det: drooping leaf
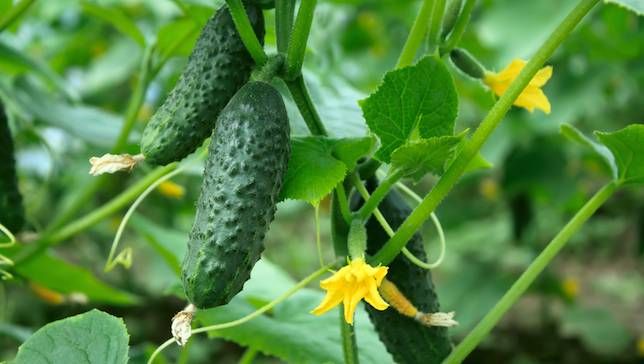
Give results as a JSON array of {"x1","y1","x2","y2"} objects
[
  {"x1": 604, "y1": 0, "x2": 644, "y2": 15},
  {"x1": 197, "y1": 259, "x2": 392, "y2": 364},
  {"x1": 595, "y1": 124, "x2": 644, "y2": 185},
  {"x1": 361, "y1": 56, "x2": 458, "y2": 162},
  {"x1": 13, "y1": 309, "x2": 130, "y2": 364},
  {"x1": 560, "y1": 123, "x2": 617, "y2": 178},
  {"x1": 81, "y1": 1, "x2": 146, "y2": 47},
  {"x1": 156, "y1": 18, "x2": 202, "y2": 61},
  {"x1": 390, "y1": 135, "x2": 463, "y2": 182},
  {"x1": 281, "y1": 136, "x2": 375, "y2": 203}
]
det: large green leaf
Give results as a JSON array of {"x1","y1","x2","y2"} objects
[
  {"x1": 281, "y1": 136, "x2": 375, "y2": 204},
  {"x1": 361, "y1": 56, "x2": 458, "y2": 162},
  {"x1": 390, "y1": 135, "x2": 463, "y2": 182},
  {"x1": 14, "y1": 250, "x2": 139, "y2": 305},
  {"x1": 13, "y1": 310, "x2": 129, "y2": 364},
  {"x1": 605, "y1": 0, "x2": 644, "y2": 15},
  {"x1": 81, "y1": 1, "x2": 146, "y2": 46},
  {"x1": 196, "y1": 259, "x2": 392, "y2": 364},
  {"x1": 595, "y1": 124, "x2": 644, "y2": 185}
]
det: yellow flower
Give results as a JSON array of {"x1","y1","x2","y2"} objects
[
  {"x1": 158, "y1": 181, "x2": 185, "y2": 199},
  {"x1": 483, "y1": 59, "x2": 552, "y2": 114},
  {"x1": 561, "y1": 277, "x2": 580, "y2": 299},
  {"x1": 311, "y1": 258, "x2": 389, "y2": 324}
]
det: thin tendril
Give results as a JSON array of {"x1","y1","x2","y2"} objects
[
  {"x1": 0, "y1": 224, "x2": 17, "y2": 280},
  {"x1": 314, "y1": 203, "x2": 324, "y2": 268},
  {"x1": 104, "y1": 167, "x2": 185, "y2": 272},
  {"x1": 147, "y1": 261, "x2": 337, "y2": 364}
]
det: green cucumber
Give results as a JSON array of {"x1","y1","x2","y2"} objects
[
  {"x1": 140, "y1": 3, "x2": 265, "y2": 166},
  {"x1": 182, "y1": 81, "x2": 290, "y2": 308},
  {"x1": 0, "y1": 102, "x2": 25, "y2": 233},
  {"x1": 352, "y1": 179, "x2": 451, "y2": 364}
]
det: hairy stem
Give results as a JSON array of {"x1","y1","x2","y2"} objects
[
  {"x1": 226, "y1": 0, "x2": 267, "y2": 65},
  {"x1": 396, "y1": 0, "x2": 435, "y2": 68},
  {"x1": 372, "y1": 0, "x2": 601, "y2": 266},
  {"x1": 445, "y1": 181, "x2": 617, "y2": 363},
  {"x1": 276, "y1": 0, "x2": 296, "y2": 53},
  {"x1": 285, "y1": 0, "x2": 317, "y2": 78}
]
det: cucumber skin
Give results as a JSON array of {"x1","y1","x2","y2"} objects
[
  {"x1": 182, "y1": 81, "x2": 290, "y2": 309},
  {"x1": 352, "y1": 181, "x2": 452, "y2": 364},
  {"x1": 140, "y1": 4, "x2": 265, "y2": 166},
  {"x1": 0, "y1": 103, "x2": 24, "y2": 233}
]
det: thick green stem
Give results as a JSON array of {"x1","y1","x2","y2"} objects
[
  {"x1": 14, "y1": 164, "x2": 178, "y2": 266},
  {"x1": 284, "y1": 75, "x2": 327, "y2": 135},
  {"x1": 340, "y1": 306, "x2": 360, "y2": 364},
  {"x1": 439, "y1": 0, "x2": 475, "y2": 55},
  {"x1": 372, "y1": 0, "x2": 600, "y2": 266},
  {"x1": 0, "y1": 0, "x2": 36, "y2": 32},
  {"x1": 396, "y1": 0, "x2": 434, "y2": 68},
  {"x1": 444, "y1": 181, "x2": 617, "y2": 363},
  {"x1": 356, "y1": 170, "x2": 403, "y2": 221},
  {"x1": 285, "y1": 0, "x2": 317, "y2": 78},
  {"x1": 276, "y1": 0, "x2": 296, "y2": 53},
  {"x1": 427, "y1": 0, "x2": 447, "y2": 55},
  {"x1": 226, "y1": 0, "x2": 267, "y2": 65}
]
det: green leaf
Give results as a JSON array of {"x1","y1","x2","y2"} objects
[
  {"x1": 595, "y1": 124, "x2": 644, "y2": 185},
  {"x1": 197, "y1": 260, "x2": 392, "y2": 364},
  {"x1": 281, "y1": 136, "x2": 375, "y2": 203},
  {"x1": 156, "y1": 18, "x2": 202, "y2": 61},
  {"x1": 391, "y1": 135, "x2": 463, "y2": 182},
  {"x1": 129, "y1": 214, "x2": 187, "y2": 276},
  {"x1": 361, "y1": 56, "x2": 458, "y2": 162},
  {"x1": 13, "y1": 309, "x2": 130, "y2": 364},
  {"x1": 13, "y1": 250, "x2": 140, "y2": 305},
  {"x1": 560, "y1": 123, "x2": 617, "y2": 178},
  {"x1": 560, "y1": 305, "x2": 632, "y2": 355},
  {"x1": 604, "y1": 0, "x2": 644, "y2": 15},
  {"x1": 81, "y1": 1, "x2": 146, "y2": 47}
]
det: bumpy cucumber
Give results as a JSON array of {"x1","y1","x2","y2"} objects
[
  {"x1": 140, "y1": 4, "x2": 265, "y2": 165},
  {"x1": 182, "y1": 81, "x2": 290, "y2": 308},
  {"x1": 352, "y1": 180, "x2": 451, "y2": 364},
  {"x1": 0, "y1": 102, "x2": 25, "y2": 232}
]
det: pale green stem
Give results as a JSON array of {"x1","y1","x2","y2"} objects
[
  {"x1": 372, "y1": 0, "x2": 601, "y2": 266},
  {"x1": 0, "y1": 0, "x2": 36, "y2": 32},
  {"x1": 285, "y1": 0, "x2": 317, "y2": 78},
  {"x1": 239, "y1": 347, "x2": 258, "y2": 364},
  {"x1": 427, "y1": 0, "x2": 447, "y2": 55},
  {"x1": 226, "y1": 0, "x2": 267, "y2": 65},
  {"x1": 396, "y1": 0, "x2": 435, "y2": 68},
  {"x1": 340, "y1": 305, "x2": 360, "y2": 364},
  {"x1": 440, "y1": 0, "x2": 476, "y2": 55},
  {"x1": 276, "y1": 0, "x2": 296, "y2": 53},
  {"x1": 444, "y1": 181, "x2": 617, "y2": 363}
]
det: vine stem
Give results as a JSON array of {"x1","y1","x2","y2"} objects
[
  {"x1": 439, "y1": 0, "x2": 476, "y2": 55},
  {"x1": 396, "y1": 0, "x2": 435, "y2": 68},
  {"x1": 426, "y1": 0, "x2": 447, "y2": 55},
  {"x1": 0, "y1": 0, "x2": 36, "y2": 32},
  {"x1": 147, "y1": 261, "x2": 339, "y2": 364},
  {"x1": 284, "y1": 75, "x2": 327, "y2": 135},
  {"x1": 356, "y1": 169, "x2": 403, "y2": 221},
  {"x1": 225, "y1": 0, "x2": 267, "y2": 65},
  {"x1": 285, "y1": 0, "x2": 317, "y2": 78},
  {"x1": 340, "y1": 305, "x2": 360, "y2": 364},
  {"x1": 13, "y1": 163, "x2": 178, "y2": 266},
  {"x1": 275, "y1": 0, "x2": 296, "y2": 53},
  {"x1": 372, "y1": 0, "x2": 601, "y2": 266},
  {"x1": 444, "y1": 181, "x2": 617, "y2": 363}
]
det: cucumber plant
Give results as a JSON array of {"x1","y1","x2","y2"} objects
[{"x1": 0, "y1": 101, "x2": 24, "y2": 233}]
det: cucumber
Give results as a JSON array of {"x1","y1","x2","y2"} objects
[
  {"x1": 140, "y1": 3, "x2": 265, "y2": 166},
  {"x1": 352, "y1": 179, "x2": 451, "y2": 364},
  {"x1": 0, "y1": 102, "x2": 25, "y2": 232},
  {"x1": 181, "y1": 81, "x2": 290, "y2": 308}
]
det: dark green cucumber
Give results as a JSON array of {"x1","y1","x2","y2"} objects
[
  {"x1": 182, "y1": 81, "x2": 290, "y2": 308},
  {"x1": 352, "y1": 180, "x2": 451, "y2": 364},
  {"x1": 0, "y1": 102, "x2": 25, "y2": 232},
  {"x1": 140, "y1": 4, "x2": 265, "y2": 165}
]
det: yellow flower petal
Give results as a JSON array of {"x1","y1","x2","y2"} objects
[
  {"x1": 483, "y1": 58, "x2": 553, "y2": 114},
  {"x1": 311, "y1": 289, "x2": 344, "y2": 316}
]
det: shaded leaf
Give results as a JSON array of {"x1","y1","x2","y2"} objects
[
  {"x1": 156, "y1": 18, "x2": 202, "y2": 60},
  {"x1": 561, "y1": 305, "x2": 632, "y2": 355},
  {"x1": 281, "y1": 136, "x2": 375, "y2": 203},
  {"x1": 361, "y1": 56, "x2": 458, "y2": 162},
  {"x1": 604, "y1": 0, "x2": 644, "y2": 15},
  {"x1": 129, "y1": 214, "x2": 187, "y2": 276},
  {"x1": 595, "y1": 124, "x2": 644, "y2": 185},
  {"x1": 391, "y1": 135, "x2": 463, "y2": 182},
  {"x1": 13, "y1": 310, "x2": 129, "y2": 364},
  {"x1": 81, "y1": 1, "x2": 146, "y2": 47}
]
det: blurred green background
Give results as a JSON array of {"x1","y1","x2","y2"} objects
[{"x1": 0, "y1": 0, "x2": 643, "y2": 363}]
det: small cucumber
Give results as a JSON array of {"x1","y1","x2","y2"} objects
[
  {"x1": 352, "y1": 180, "x2": 452, "y2": 364},
  {"x1": 140, "y1": 3, "x2": 264, "y2": 165},
  {"x1": 182, "y1": 81, "x2": 290, "y2": 309},
  {"x1": 0, "y1": 102, "x2": 25, "y2": 232}
]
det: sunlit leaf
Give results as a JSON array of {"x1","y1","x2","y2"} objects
[{"x1": 391, "y1": 135, "x2": 463, "y2": 182}]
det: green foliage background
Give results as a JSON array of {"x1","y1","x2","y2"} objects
[{"x1": 0, "y1": 0, "x2": 642, "y2": 363}]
